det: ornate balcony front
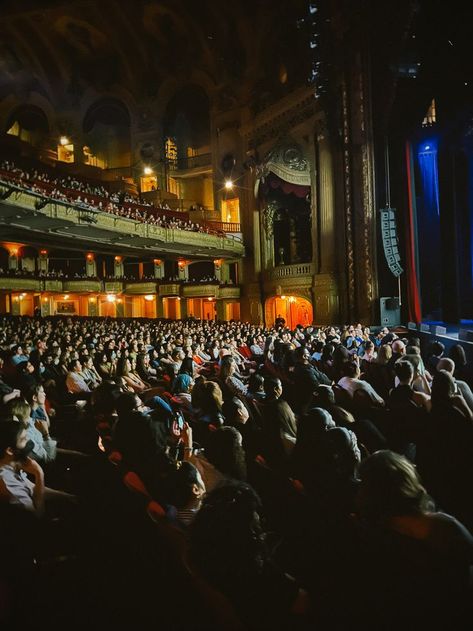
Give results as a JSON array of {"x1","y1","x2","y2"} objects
[
  {"x1": 0, "y1": 277, "x2": 41, "y2": 291},
  {"x1": 182, "y1": 283, "x2": 219, "y2": 298},
  {"x1": 264, "y1": 263, "x2": 315, "y2": 281},
  {"x1": 158, "y1": 283, "x2": 181, "y2": 296},
  {"x1": 63, "y1": 279, "x2": 102, "y2": 293},
  {"x1": 218, "y1": 286, "x2": 241, "y2": 299},
  {"x1": 124, "y1": 282, "x2": 157, "y2": 295}
]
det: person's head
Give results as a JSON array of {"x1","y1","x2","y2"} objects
[
  {"x1": 25, "y1": 384, "x2": 46, "y2": 407},
  {"x1": 313, "y1": 384, "x2": 336, "y2": 408},
  {"x1": 429, "y1": 340, "x2": 445, "y2": 358},
  {"x1": 297, "y1": 407, "x2": 335, "y2": 444},
  {"x1": 0, "y1": 421, "x2": 28, "y2": 461},
  {"x1": 341, "y1": 361, "x2": 360, "y2": 379},
  {"x1": 8, "y1": 399, "x2": 31, "y2": 423},
  {"x1": 363, "y1": 340, "x2": 374, "y2": 354},
  {"x1": 223, "y1": 397, "x2": 250, "y2": 425},
  {"x1": 294, "y1": 346, "x2": 311, "y2": 364},
  {"x1": 431, "y1": 369, "x2": 456, "y2": 403},
  {"x1": 190, "y1": 481, "x2": 266, "y2": 586},
  {"x1": 164, "y1": 461, "x2": 205, "y2": 509},
  {"x1": 204, "y1": 426, "x2": 247, "y2": 481},
  {"x1": 449, "y1": 344, "x2": 467, "y2": 368},
  {"x1": 117, "y1": 355, "x2": 131, "y2": 377},
  {"x1": 263, "y1": 377, "x2": 282, "y2": 400},
  {"x1": 18, "y1": 361, "x2": 35, "y2": 375},
  {"x1": 392, "y1": 340, "x2": 406, "y2": 355},
  {"x1": 436, "y1": 357, "x2": 455, "y2": 375},
  {"x1": 192, "y1": 380, "x2": 223, "y2": 414},
  {"x1": 172, "y1": 373, "x2": 193, "y2": 395},
  {"x1": 247, "y1": 372, "x2": 264, "y2": 394},
  {"x1": 68, "y1": 359, "x2": 82, "y2": 373},
  {"x1": 324, "y1": 426, "x2": 361, "y2": 479},
  {"x1": 394, "y1": 360, "x2": 414, "y2": 385},
  {"x1": 116, "y1": 391, "x2": 145, "y2": 417},
  {"x1": 357, "y1": 450, "x2": 432, "y2": 523},
  {"x1": 376, "y1": 344, "x2": 392, "y2": 365},
  {"x1": 179, "y1": 356, "x2": 194, "y2": 377}
]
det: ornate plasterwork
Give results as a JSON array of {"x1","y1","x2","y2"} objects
[
  {"x1": 262, "y1": 200, "x2": 278, "y2": 237},
  {"x1": 256, "y1": 141, "x2": 310, "y2": 188}
]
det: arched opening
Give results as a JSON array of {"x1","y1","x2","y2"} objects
[
  {"x1": 163, "y1": 85, "x2": 210, "y2": 199},
  {"x1": 188, "y1": 261, "x2": 215, "y2": 282},
  {"x1": 6, "y1": 105, "x2": 49, "y2": 147},
  {"x1": 83, "y1": 98, "x2": 131, "y2": 169},
  {"x1": 265, "y1": 295, "x2": 313, "y2": 329}
]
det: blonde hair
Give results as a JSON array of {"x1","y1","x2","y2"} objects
[{"x1": 9, "y1": 399, "x2": 31, "y2": 423}]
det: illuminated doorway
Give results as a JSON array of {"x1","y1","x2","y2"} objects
[
  {"x1": 163, "y1": 297, "x2": 181, "y2": 319},
  {"x1": 265, "y1": 295, "x2": 313, "y2": 328}
]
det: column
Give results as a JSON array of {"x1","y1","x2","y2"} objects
[
  {"x1": 153, "y1": 259, "x2": 165, "y2": 279},
  {"x1": 37, "y1": 249, "x2": 49, "y2": 274},
  {"x1": 316, "y1": 126, "x2": 336, "y2": 273},
  {"x1": 178, "y1": 260, "x2": 188, "y2": 281},
  {"x1": 114, "y1": 256, "x2": 124, "y2": 278},
  {"x1": 8, "y1": 247, "x2": 19, "y2": 271},
  {"x1": 214, "y1": 259, "x2": 222, "y2": 282},
  {"x1": 156, "y1": 295, "x2": 164, "y2": 318},
  {"x1": 87, "y1": 296, "x2": 98, "y2": 317},
  {"x1": 85, "y1": 252, "x2": 97, "y2": 277}
]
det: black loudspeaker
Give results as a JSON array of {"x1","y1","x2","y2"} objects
[
  {"x1": 459, "y1": 329, "x2": 473, "y2": 342},
  {"x1": 420, "y1": 324, "x2": 430, "y2": 333},
  {"x1": 380, "y1": 297, "x2": 400, "y2": 326},
  {"x1": 386, "y1": 297, "x2": 400, "y2": 310},
  {"x1": 407, "y1": 322, "x2": 418, "y2": 330},
  {"x1": 430, "y1": 325, "x2": 447, "y2": 336}
]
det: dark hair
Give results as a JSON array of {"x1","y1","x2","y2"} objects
[
  {"x1": 263, "y1": 377, "x2": 281, "y2": 398},
  {"x1": 248, "y1": 372, "x2": 264, "y2": 394},
  {"x1": 179, "y1": 357, "x2": 194, "y2": 377},
  {"x1": 0, "y1": 420, "x2": 25, "y2": 458},
  {"x1": 67, "y1": 359, "x2": 80, "y2": 371},
  {"x1": 358, "y1": 450, "x2": 433, "y2": 522},
  {"x1": 204, "y1": 426, "x2": 247, "y2": 481},
  {"x1": 449, "y1": 344, "x2": 467, "y2": 368},
  {"x1": 341, "y1": 361, "x2": 358, "y2": 378},
  {"x1": 313, "y1": 384, "x2": 335, "y2": 407},
  {"x1": 116, "y1": 391, "x2": 140, "y2": 416},
  {"x1": 431, "y1": 369, "x2": 456, "y2": 405},
  {"x1": 394, "y1": 360, "x2": 414, "y2": 382},
  {"x1": 163, "y1": 461, "x2": 201, "y2": 509},
  {"x1": 222, "y1": 397, "x2": 246, "y2": 424},
  {"x1": 429, "y1": 341, "x2": 445, "y2": 357},
  {"x1": 190, "y1": 481, "x2": 266, "y2": 588}
]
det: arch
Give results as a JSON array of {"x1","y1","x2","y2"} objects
[
  {"x1": 163, "y1": 84, "x2": 211, "y2": 164},
  {"x1": 5, "y1": 104, "x2": 49, "y2": 147},
  {"x1": 82, "y1": 97, "x2": 131, "y2": 168},
  {"x1": 265, "y1": 295, "x2": 313, "y2": 329}
]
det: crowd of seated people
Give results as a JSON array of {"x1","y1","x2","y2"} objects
[
  {"x1": 0, "y1": 159, "x2": 227, "y2": 237},
  {"x1": 0, "y1": 315, "x2": 472, "y2": 628}
]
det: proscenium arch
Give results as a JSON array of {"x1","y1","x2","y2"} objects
[{"x1": 82, "y1": 97, "x2": 132, "y2": 168}]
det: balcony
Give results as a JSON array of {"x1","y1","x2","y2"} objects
[
  {"x1": 0, "y1": 277, "x2": 41, "y2": 291},
  {"x1": 264, "y1": 263, "x2": 315, "y2": 281},
  {"x1": 63, "y1": 279, "x2": 102, "y2": 293},
  {"x1": 158, "y1": 283, "x2": 181, "y2": 296},
  {"x1": 182, "y1": 283, "x2": 219, "y2": 298},
  {"x1": 169, "y1": 154, "x2": 212, "y2": 177},
  {"x1": 124, "y1": 281, "x2": 157, "y2": 294},
  {"x1": 0, "y1": 182, "x2": 244, "y2": 259},
  {"x1": 218, "y1": 286, "x2": 241, "y2": 299}
]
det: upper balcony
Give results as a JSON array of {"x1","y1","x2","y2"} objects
[{"x1": 0, "y1": 180, "x2": 244, "y2": 260}]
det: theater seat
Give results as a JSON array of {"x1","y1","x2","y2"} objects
[
  {"x1": 123, "y1": 471, "x2": 150, "y2": 498},
  {"x1": 108, "y1": 450, "x2": 123, "y2": 466},
  {"x1": 147, "y1": 499, "x2": 166, "y2": 519}
]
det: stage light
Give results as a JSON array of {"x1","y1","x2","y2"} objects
[{"x1": 224, "y1": 179, "x2": 234, "y2": 190}]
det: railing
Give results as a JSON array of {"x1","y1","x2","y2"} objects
[
  {"x1": 171, "y1": 154, "x2": 212, "y2": 171},
  {"x1": 265, "y1": 263, "x2": 315, "y2": 280},
  {"x1": 203, "y1": 221, "x2": 241, "y2": 233}
]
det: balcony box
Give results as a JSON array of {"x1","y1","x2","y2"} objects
[
  {"x1": 218, "y1": 286, "x2": 241, "y2": 299},
  {"x1": 158, "y1": 283, "x2": 181, "y2": 296},
  {"x1": 124, "y1": 282, "x2": 157, "y2": 295},
  {"x1": 64, "y1": 280, "x2": 102, "y2": 293},
  {"x1": 182, "y1": 284, "x2": 218, "y2": 298}
]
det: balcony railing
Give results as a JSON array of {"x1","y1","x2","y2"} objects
[
  {"x1": 203, "y1": 221, "x2": 241, "y2": 233},
  {"x1": 264, "y1": 263, "x2": 315, "y2": 281},
  {"x1": 170, "y1": 154, "x2": 212, "y2": 171}
]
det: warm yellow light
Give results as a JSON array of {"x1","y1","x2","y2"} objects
[
  {"x1": 281, "y1": 295, "x2": 286, "y2": 300},
  {"x1": 289, "y1": 296, "x2": 296, "y2": 303},
  {"x1": 63, "y1": 294, "x2": 69, "y2": 300},
  {"x1": 60, "y1": 136, "x2": 70, "y2": 146},
  {"x1": 86, "y1": 253, "x2": 94, "y2": 260},
  {"x1": 89, "y1": 297, "x2": 96, "y2": 303},
  {"x1": 106, "y1": 294, "x2": 116, "y2": 303},
  {"x1": 207, "y1": 297, "x2": 213, "y2": 301},
  {"x1": 117, "y1": 298, "x2": 122, "y2": 303},
  {"x1": 224, "y1": 179, "x2": 233, "y2": 190},
  {"x1": 114, "y1": 256, "x2": 122, "y2": 263},
  {"x1": 143, "y1": 166, "x2": 153, "y2": 176},
  {"x1": 40, "y1": 249, "x2": 47, "y2": 256},
  {"x1": 176, "y1": 297, "x2": 181, "y2": 301},
  {"x1": 43, "y1": 297, "x2": 48, "y2": 302},
  {"x1": 144, "y1": 294, "x2": 154, "y2": 301}
]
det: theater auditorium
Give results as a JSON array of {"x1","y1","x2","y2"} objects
[{"x1": 0, "y1": 1, "x2": 472, "y2": 629}]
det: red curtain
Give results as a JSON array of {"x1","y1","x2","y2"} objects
[{"x1": 405, "y1": 141, "x2": 422, "y2": 323}]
